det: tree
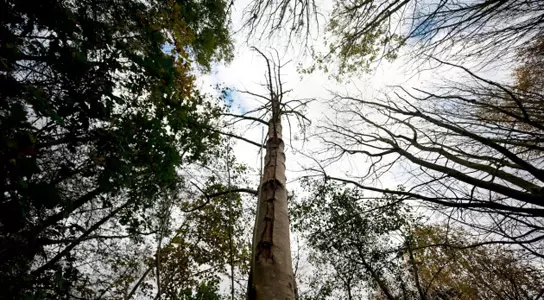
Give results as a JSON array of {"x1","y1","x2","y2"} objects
[
  {"x1": 245, "y1": 0, "x2": 544, "y2": 75},
  {"x1": 142, "y1": 180, "x2": 251, "y2": 299},
  {"x1": 218, "y1": 48, "x2": 312, "y2": 299},
  {"x1": 242, "y1": 0, "x2": 319, "y2": 48},
  {"x1": 314, "y1": 0, "x2": 544, "y2": 75},
  {"x1": 478, "y1": 37, "x2": 544, "y2": 136},
  {"x1": 85, "y1": 149, "x2": 255, "y2": 300},
  {"x1": 514, "y1": 37, "x2": 544, "y2": 94},
  {"x1": 310, "y1": 40, "x2": 544, "y2": 259},
  {"x1": 246, "y1": 49, "x2": 296, "y2": 300},
  {"x1": 0, "y1": 0, "x2": 233, "y2": 298},
  {"x1": 179, "y1": 280, "x2": 224, "y2": 300},
  {"x1": 401, "y1": 225, "x2": 544, "y2": 300},
  {"x1": 293, "y1": 180, "x2": 544, "y2": 299},
  {"x1": 293, "y1": 179, "x2": 415, "y2": 299}
]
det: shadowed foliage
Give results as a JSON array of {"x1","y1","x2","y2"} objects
[{"x1": 0, "y1": 0, "x2": 233, "y2": 298}]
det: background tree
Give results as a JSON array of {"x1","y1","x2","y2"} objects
[
  {"x1": 478, "y1": 37, "x2": 544, "y2": 136},
  {"x1": 86, "y1": 147, "x2": 255, "y2": 300},
  {"x1": 401, "y1": 225, "x2": 544, "y2": 300},
  {"x1": 0, "y1": 0, "x2": 234, "y2": 298},
  {"x1": 242, "y1": 0, "x2": 319, "y2": 48},
  {"x1": 293, "y1": 180, "x2": 544, "y2": 299},
  {"x1": 515, "y1": 37, "x2": 544, "y2": 94},
  {"x1": 293, "y1": 179, "x2": 415, "y2": 299},
  {"x1": 312, "y1": 0, "x2": 544, "y2": 74},
  {"x1": 315, "y1": 43, "x2": 544, "y2": 259},
  {"x1": 244, "y1": 0, "x2": 544, "y2": 75}
]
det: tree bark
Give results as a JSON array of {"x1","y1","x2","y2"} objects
[{"x1": 248, "y1": 116, "x2": 296, "y2": 299}]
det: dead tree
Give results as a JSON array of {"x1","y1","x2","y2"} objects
[
  {"x1": 221, "y1": 48, "x2": 311, "y2": 299},
  {"x1": 315, "y1": 59, "x2": 544, "y2": 260}
]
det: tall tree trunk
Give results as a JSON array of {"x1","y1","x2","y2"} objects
[{"x1": 248, "y1": 102, "x2": 296, "y2": 299}]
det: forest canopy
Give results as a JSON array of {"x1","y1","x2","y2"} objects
[{"x1": 1, "y1": 0, "x2": 543, "y2": 299}]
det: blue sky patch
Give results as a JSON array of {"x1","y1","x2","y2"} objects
[
  {"x1": 411, "y1": 15, "x2": 439, "y2": 40},
  {"x1": 161, "y1": 42, "x2": 174, "y2": 54},
  {"x1": 222, "y1": 88, "x2": 247, "y2": 114}
]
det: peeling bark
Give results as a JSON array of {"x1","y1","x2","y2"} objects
[{"x1": 248, "y1": 117, "x2": 296, "y2": 299}]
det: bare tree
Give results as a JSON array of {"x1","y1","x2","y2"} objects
[
  {"x1": 242, "y1": 0, "x2": 320, "y2": 49},
  {"x1": 222, "y1": 48, "x2": 312, "y2": 299},
  {"x1": 243, "y1": 0, "x2": 544, "y2": 74},
  {"x1": 315, "y1": 59, "x2": 544, "y2": 259}
]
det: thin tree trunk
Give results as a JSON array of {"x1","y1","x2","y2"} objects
[
  {"x1": 346, "y1": 278, "x2": 353, "y2": 300},
  {"x1": 125, "y1": 265, "x2": 153, "y2": 300},
  {"x1": 248, "y1": 114, "x2": 296, "y2": 299},
  {"x1": 31, "y1": 200, "x2": 130, "y2": 276},
  {"x1": 407, "y1": 240, "x2": 427, "y2": 300},
  {"x1": 360, "y1": 256, "x2": 396, "y2": 300},
  {"x1": 227, "y1": 156, "x2": 235, "y2": 300}
]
